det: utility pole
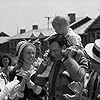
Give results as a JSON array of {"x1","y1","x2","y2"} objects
[
  {"x1": 17, "y1": 27, "x2": 19, "y2": 34},
  {"x1": 45, "y1": 16, "x2": 51, "y2": 29}
]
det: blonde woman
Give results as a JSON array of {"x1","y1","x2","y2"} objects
[{"x1": 9, "y1": 41, "x2": 45, "y2": 100}]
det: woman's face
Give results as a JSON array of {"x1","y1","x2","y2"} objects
[
  {"x1": 2, "y1": 57, "x2": 9, "y2": 67},
  {"x1": 23, "y1": 45, "x2": 36, "y2": 65}
]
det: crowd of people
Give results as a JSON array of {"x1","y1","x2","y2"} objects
[{"x1": 0, "y1": 15, "x2": 100, "y2": 100}]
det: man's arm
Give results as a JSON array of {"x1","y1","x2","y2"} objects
[{"x1": 63, "y1": 48, "x2": 88, "y2": 82}]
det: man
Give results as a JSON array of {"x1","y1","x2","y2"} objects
[
  {"x1": 33, "y1": 39, "x2": 43, "y2": 59},
  {"x1": 84, "y1": 39, "x2": 100, "y2": 100},
  {"x1": 31, "y1": 34, "x2": 88, "y2": 100}
]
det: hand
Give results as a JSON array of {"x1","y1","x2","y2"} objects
[
  {"x1": 19, "y1": 78, "x2": 26, "y2": 92},
  {"x1": 63, "y1": 81, "x2": 82, "y2": 100},
  {"x1": 26, "y1": 80, "x2": 35, "y2": 89},
  {"x1": 67, "y1": 48, "x2": 77, "y2": 58},
  {"x1": 62, "y1": 49, "x2": 70, "y2": 56},
  {"x1": 68, "y1": 81, "x2": 83, "y2": 94},
  {"x1": 23, "y1": 71, "x2": 31, "y2": 81},
  {"x1": 62, "y1": 47, "x2": 77, "y2": 58},
  {"x1": 63, "y1": 92, "x2": 81, "y2": 100},
  {"x1": 17, "y1": 70, "x2": 31, "y2": 81},
  {"x1": 63, "y1": 93, "x2": 91, "y2": 100},
  {"x1": 63, "y1": 81, "x2": 90, "y2": 100},
  {"x1": 6, "y1": 80, "x2": 20, "y2": 93},
  {"x1": 42, "y1": 57, "x2": 49, "y2": 66}
]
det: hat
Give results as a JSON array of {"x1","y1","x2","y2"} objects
[
  {"x1": 85, "y1": 39, "x2": 100, "y2": 63},
  {"x1": 16, "y1": 41, "x2": 36, "y2": 58},
  {"x1": 16, "y1": 40, "x2": 28, "y2": 52}
]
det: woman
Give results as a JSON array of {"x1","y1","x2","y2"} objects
[
  {"x1": 9, "y1": 41, "x2": 44, "y2": 100},
  {"x1": 0, "y1": 54, "x2": 13, "y2": 81},
  {"x1": 0, "y1": 54, "x2": 19, "y2": 100}
]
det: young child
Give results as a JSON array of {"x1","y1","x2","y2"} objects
[{"x1": 52, "y1": 15, "x2": 83, "y2": 48}]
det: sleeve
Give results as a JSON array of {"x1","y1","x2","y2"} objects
[
  {"x1": 0, "y1": 80, "x2": 19, "y2": 100},
  {"x1": 9, "y1": 69, "x2": 16, "y2": 81},
  {"x1": 67, "y1": 28, "x2": 83, "y2": 47},
  {"x1": 63, "y1": 49, "x2": 89, "y2": 82},
  {"x1": 70, "y1": 34, "x2": 82, "y2": 47},
  {"x1": 79, "y1": 56, "x2": 89, "y2": 70}
]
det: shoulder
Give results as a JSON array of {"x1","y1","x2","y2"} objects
[{"x1": 68, "y1": 28, "x2": 81, "y2": 39}]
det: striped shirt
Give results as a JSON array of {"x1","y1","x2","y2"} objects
[{"x1": 87, "y1": 69, "x2": 100, "y2": 100}]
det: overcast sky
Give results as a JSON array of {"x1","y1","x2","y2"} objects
[{"x1": 0, "y1": 0, "x2": 100, "y2": 36}]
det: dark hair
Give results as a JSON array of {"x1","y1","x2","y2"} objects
[
  {"x1": 0, "y1": 54, "x2": 12, "y2": 67},
  {"x1": 48, "y1": 34, "x2": 68, "y2": 48}
]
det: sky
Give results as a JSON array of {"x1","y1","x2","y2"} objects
[{"x1": 0, "y1": 0, "x2": 100, "y2": 36}]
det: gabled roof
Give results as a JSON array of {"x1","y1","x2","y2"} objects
[
  {"x1": 9, "y1": 28, "x2": 54, "y2": 40},
  {"x1": 73, "y1": 19, "x2": 95, "y2": 35},
  {"x1": 30, "y1": 34, "x2": 37, "y2": 39},
  {"x1": 32, "y1": 28, "x2": 55, "y2": 36},
  {"x1": 9, "y1": 31, "x2": 37, "y2": 40},
  {"x1": 85, "y1": 15, "x2": 100, "y2": 32},
  {"x1": 0, "y1": 37, "x2": 10, "y2": 44},
  {"x1": 69, "y1": 16, "x2": 91, "y2": 30},
  {"x1": 38, "y1": 32, "x2": 48, "y2": 39},
  {"x1": 0, "y1": 32, "x2": 10, "y2": 37}
]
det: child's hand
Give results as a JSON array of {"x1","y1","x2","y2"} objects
[{"x1": 62, "y1": 47, "x2": 77, "y2": 59}]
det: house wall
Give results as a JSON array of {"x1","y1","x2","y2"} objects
[
  {"x1": 9, "y1": 39, "x2": 20, "y2": 55},
  {"x1": 80, "y1": 35, "x2": 88, "y2": 47},
  {"x1": 0, "y1": 42, "x2": 10, "y2": 56},
  {"x1": 87, "y1": 29, "x2": 100, "y2": 43}
]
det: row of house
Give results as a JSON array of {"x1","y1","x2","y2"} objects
[{"x1": 0, "y1": 13, "x2": 100, "y2": 56}]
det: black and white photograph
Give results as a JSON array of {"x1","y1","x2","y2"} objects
[{"x1": 0, "y1": 0, "x2": 100, "y2": 100}]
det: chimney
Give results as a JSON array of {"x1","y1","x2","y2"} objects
[
  {"x1": 32, "y1": 25, "x2": 38, "y2": 30},
  {"x1": 20, "y1": 29, "x2": 26, "y2": 34},
  {"x1": 68, "y1": 13, "x2": 76, "y2": 24}
]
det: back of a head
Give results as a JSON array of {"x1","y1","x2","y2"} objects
[{"x1": 52, "y1": 16, "x2": 70, "y2": 29}]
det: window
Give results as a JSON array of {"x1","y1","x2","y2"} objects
[{"x1": 95, "y1": 32, "x2": 100, "y2": 39}]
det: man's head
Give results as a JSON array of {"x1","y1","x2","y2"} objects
[
  {"x1": 85, "y1": 39, "x2": 100, "y2": 73},
  {"x1": 48, "y1": 34, "x2": 67, "y2": 61},
  {"x1": 52, "y1": 16, "x2": 70, "y2": 35}
]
